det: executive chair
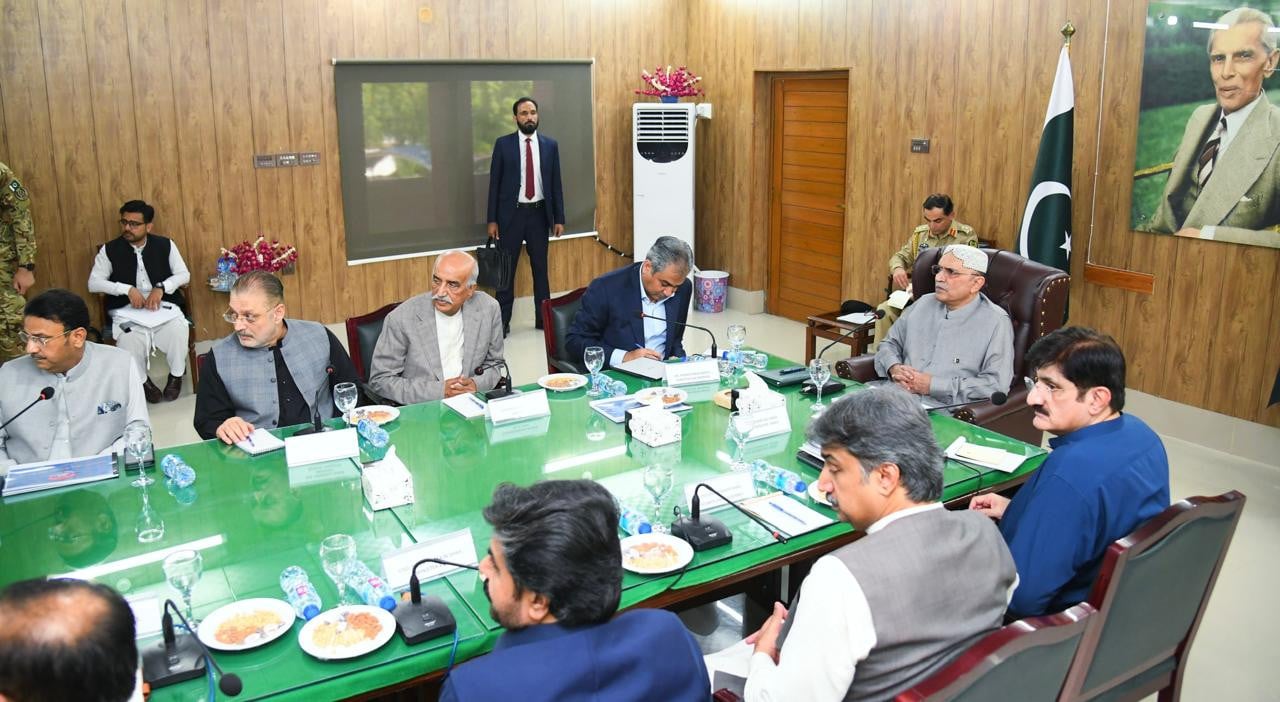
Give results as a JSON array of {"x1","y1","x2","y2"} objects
[
  {"x1": 345, "y1": 301, "x2": 401, "y2": 406},
  {"x1": 541, "y1": 287, "x2": 588, "y2": 374},
  {"x1": 1058, "y1": 491, "x2": 1246, "y2": 702},
  {"x1": 836, "y1": 247, "x2": 1070, "y2": 445}
]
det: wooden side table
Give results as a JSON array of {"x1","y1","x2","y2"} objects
[{"x1": 805, "y1": 310, "x2": 873, "y2": 363}]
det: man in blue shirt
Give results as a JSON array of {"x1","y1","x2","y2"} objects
[
  {"x1": 969, "y1": 327, "x2": 1170, "y2": 618},
  {"x1": 440, "y1": 479, "x2": 710, "y2": 702}
]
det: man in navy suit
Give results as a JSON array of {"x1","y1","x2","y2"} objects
[
  {"x1": 486, "y1": 96, "x2": 565, "y2": 336},
  {"x1": 439, "y1": 480, "x2": 710, "y2": 702},
  {"x1": 566, "y1": 236, "x2": 695, "y2": 369}
]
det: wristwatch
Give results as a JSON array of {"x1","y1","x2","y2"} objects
[{"x1": 17, "y1": 263, "x2": 34, "y2": 272}]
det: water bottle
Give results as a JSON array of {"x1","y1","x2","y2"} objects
[
  {"x1": 614, "y1": 498, "x2": 653, "y2": 536},
  {"x1": 159, "y1": 454, "x2": 196, "y2": 488},
  {"x1": 357, "y1": 418, "x2": 389, "y2": 448},
  {"x1": 345, "y1": 561, "x2": 397, "y2": 611},
  {"x1": 279, "y1": 566, "x2": 322, "y2": 620},
  {"x1": 750, "y1": 460, "x2": 807, "y2": 497}
]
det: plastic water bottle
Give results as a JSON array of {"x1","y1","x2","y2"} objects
[
  {"x1": 614, "y1": 498, "x2": 653, "y2": 535},
  {"x1": 750, "y1": 460, "x2": 807, "y2": 497},
  {"x1": 159, "y1": 454, "x2": 196, "y2": 488},
  {"x1": 345, "y1": 561, "x2": 397, "y2": 611},
  {"x1": 357, "y1": 418, "x2": 389, "y2": 448},
  {"x1": 279, "y1": 566, "x2": 322, "y2": 620}
]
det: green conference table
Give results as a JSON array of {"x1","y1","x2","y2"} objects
[{"x1": 0, "y1": 360, "x2": 1046, "y2": 700}]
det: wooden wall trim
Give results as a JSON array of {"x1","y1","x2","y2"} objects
[{"x1": 1082, "y1": 262, "x2": 1155, "y2": 295}]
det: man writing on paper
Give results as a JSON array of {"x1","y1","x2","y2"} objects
[
  {"x1": 88, "y1": 200, "x2": 192, "y2": 403},
  {"x1": 193, "y1": 271, "x2": 359, "y2": 444},
  {"x1": 871, "y1": 194, "x2": 978, "y2": 349},
  {"x1": 0, "y1": 289, "x2": 149, "y2": 475},
  {"x1": 969, "y1": 327, "x2": 1169, "y2": 618},
  {"x1": 441, "y1": 479, "x2": 710, "y2": 701},
  {"x1": 873, "y1": 244, "x2": 1013, "y2": 404},
  {"x1": 369, "y1": 250, "x2": 505, "y2": 404},
  {"x1": 718, "y1": 387, "x2": 1015, "y2": 701},
  {"x1": 566, "y1": 236, "x2": 694, "y2": 370}
]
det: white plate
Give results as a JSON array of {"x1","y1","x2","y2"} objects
[
  {"x1": 346, "y1": 405, "x2": 401, "y2": 426},
  {"x1": 807, "y1": 481, "x2": 835, "y2": 509},
  {"x1": 538, "y1": 373, "x2": 588, "y2": 392},
  {"x1": 633, "y1": 387, "x2": 689, "y2": 408},
  {"x1": 298, "y1": 605, "x2": 396, "y2": 661},
  {"x1": 197, "y1": 598, "x2": 296, "y2": 652},
  {"x1": 621, "y1": 533, "x2": 695, "y2": 575}
]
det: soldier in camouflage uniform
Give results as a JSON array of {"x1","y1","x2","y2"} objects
[
  {"x1": 872, "y1": 194, "x2": 977, "y2": 347},
  {"x1": 0, "y1": 161, "x2": 37, "y2": 360}
]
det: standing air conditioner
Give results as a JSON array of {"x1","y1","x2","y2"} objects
[{"x1": 633, "y1": 103, "x2": 697, "y2": 262}]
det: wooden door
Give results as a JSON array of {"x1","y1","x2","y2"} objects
[{"x1": 767, "y1": 75, "x2": 848, "y2": 321}]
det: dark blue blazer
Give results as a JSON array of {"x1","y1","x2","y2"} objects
[
  {"x1": 439, "y1": 609, "x2": 711, "y2": 702},
  {"x1": 565, "y1": 262, "x2": 693, "y2": 367},
  {"x1": 485, "y1": 131, "x2": 565, "y2": 233}
]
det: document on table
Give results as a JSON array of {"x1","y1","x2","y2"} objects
[
  {"x1": 739, "y1": 492, "x2": 834, "y2": 537},
  {"x1": 613, "y1": 356, "x2": 667, "y2": 380},
  {"x1": 944, "y1": 436, "x2": 1027, "y2": 473},
  {"x1": 442, "y1": 392, "x2": 487, "y2": 419},
  {"x1": 235, "y1": 428, "x2": 285, "y2": 455},
  {"x1": 836, "y1": 311, "x2": 876, "y2": 324}
]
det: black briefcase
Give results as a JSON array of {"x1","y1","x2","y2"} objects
[{"x1": 475, "y1": 238, "x2": 514, "y2": 289}]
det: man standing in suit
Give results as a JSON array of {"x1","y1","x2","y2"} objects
[
  {"x1": 486, "y1": 96, "x2": 565, "y2": 336},
  {"x1": 565, "y1": 236, "x2": 694, "y2": 369},
  {"x1": 440, "y1": 479, "x2": 710, "y2": 702},
  {"x1": 1145, "y1": 7, "x2": 1280, "y2": 248},
  {"x1": 368, "y1": 250, "x2": 504, "y2": 404}
]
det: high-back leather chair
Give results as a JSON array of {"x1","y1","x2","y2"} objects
[
  {"x1": 542, "y1": 287, "x2": 588, "y2": 374},
  {"x1": 345, "y1": 301, "x2": 400, "y2": 384},
  {"x1": 836, "y1": 247, "x2": 1069, "y2": 444},
  {"x1": 1059, "y1": 491, "x2": 1246, "y2": 702}
]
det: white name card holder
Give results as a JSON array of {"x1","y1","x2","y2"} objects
[
  {"x1": 683, "y1": 472, "x2": 754, "y2": 513},
  {"x1": 664, "y1": 359, "x2": 721, "y2": 386},
  {"x1": 381, "y1": 528, "x2": 480, "y2": 592},
  {"x1": 745, "y1": 406, "x2": 792, "y2": 442},
  {"x1": 486, "y1": 388, "x2": 552, "y2": 425},
  {"x1": 285, "y1": 427, "x2": 359, "y2": 467}
]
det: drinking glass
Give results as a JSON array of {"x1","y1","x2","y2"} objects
[
  {"x1": 808, "y1": 358, "x2": 832, "y2": 413},
  {"x1": 319, "y1": 533, "x2": 357, "y2": 603},
  {"x1": 584, "y1": 346, "x2": 605, "y2": 398},
  {"x1": 726, "y1": 411, "x2": 755, "y2": 472},
  {"x1": 726, "y1": 324, "x2": 747, "y2": 350},
  {"x1": 125, "y1": 420, "x2": 154, "y2": 488},
  {"x1": 163, "y1": 549, "x2": 204, "y2": 626},
  {"x1": 135, "y1": 486, "x2": 165, "y2": 543},
  {"x1": 642, "y1": 464, "x2": 674, "y2": 533},
  {"x1": 334, "y1": 382, "x2": 359, "y2": 423}
]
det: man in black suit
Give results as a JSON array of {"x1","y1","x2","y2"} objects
[{"x1": 486, "y1": 96, "x2": 565, "y2": 336}]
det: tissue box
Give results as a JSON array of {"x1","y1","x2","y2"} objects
[
  {"x1": 361, "y1": 446, "x2": 414, "y2": 510},
  {"x1": 627, "y1": 406, "x2": 682, "y2": 448}
]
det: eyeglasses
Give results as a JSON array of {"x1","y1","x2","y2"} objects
[
  {"x1": 118, "y1": 219, "x2": 146, "y2": 229},
  {"x1": 19, "y1": 329, "x2": 73, "y2": 348},
  {"x1": 931, "y1": 264, "x2": 980, "y2": 279},
  {"x1": 223, "y1": 310, "x2": 268, "y2": 324},
  {"x1": 1024, "y1": 376, "x2": 1067, "y2": 397}
]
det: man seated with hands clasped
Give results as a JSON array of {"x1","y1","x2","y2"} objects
[
  {"x1": 368, "y1": 250, "x2": 504, "y2": 404},
  {"x1": 969, "y1": 327, "x2": 1170, "y2": 618},
  {"x1": 193, "y1": 271, "x2": 359, "y2": 444},
  {"x1": 874, "y1": 244, "x2": 1013, "y2": 404},
  {"x1": 565, "y1": 235, "x2": 694, "y2": 369}
]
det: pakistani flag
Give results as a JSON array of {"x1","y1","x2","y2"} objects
[{"x1": 1018, "y1": 45, "x2": 1073, "y2": 271}]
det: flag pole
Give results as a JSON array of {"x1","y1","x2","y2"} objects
[{"x1": 1062, "y1": 21, "x2": 1075, "y2": 48}]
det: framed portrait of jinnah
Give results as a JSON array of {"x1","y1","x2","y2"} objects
[{"x1": 1131, "y1": 2, "x2": 1280, "y2": 249}]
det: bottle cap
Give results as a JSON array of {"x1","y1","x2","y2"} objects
[
  {"x1": 302, "y1": 604, "x2": 320, "y2": 620},
  {"x1": 378, "y1": 595, "x2": 397, "y2": 612},
  {"x1": 638, "y1": 522, "x2": 653, "y2": 534}
]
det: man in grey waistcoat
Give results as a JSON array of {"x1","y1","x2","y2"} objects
[
  {"x1": 732, "y1": 386, "x2": 1016, "y2": 701},
  {"x1": 0, "y1": 289, "x2": 149, "y2": 475},
  {"x1": 193, "y1": 271, "x2": 359, "y2": 444}
]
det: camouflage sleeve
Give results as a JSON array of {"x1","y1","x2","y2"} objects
[
  {"x1": 0, "y1": 166, "x2": 36, "y2": 266},
  {"x1": 962, "y1": 229, "x2": 979, "y2": 247},
  {"x1": 888, "y1": 233, "x2": 916, "y2": 274}
]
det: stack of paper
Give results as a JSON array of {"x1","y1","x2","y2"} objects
[
  {"x1": 944, "y1": 437, "x2": 1026, "y2": 473},
  {"x1": 235, "y1": 428, "x2": 285, "y2": 455},
  {"x1": 739, "y1": 492, "x2": 834, "y2": 537}
]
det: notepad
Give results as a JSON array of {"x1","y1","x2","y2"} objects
[
  {"x1": 614, "y1": 356, "x2": 667, "y2": 380},
  {"x1": 235, "y1": 428, "x2": 285, "y2": 455},
  {"x1": 442, "y1": 392, "x2": 487, "y2": 419},
  {"x1": 944, "y1": 437, "x2": 1026, "y2": 473}
]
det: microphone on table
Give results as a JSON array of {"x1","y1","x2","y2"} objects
[
  {"x1": 637, "y1": 312, "x2": 718, "y2": 359},
  {"x1": 929, "y1": 391, "x2": 1008, "y2": 423},
  {"x1": 474, "y1": 359, "x2": 516, "y2": 400},
  {"x1": 817, "y1": 305, "x2": 885, "y2": 359},
  {"x1": 142, "y1": 599, "x2": 242, "y2": 695},
  {"x1": 394, "y1": 558, "x2": 474, "y2": 644},
  {"x1": 671, "y1": 483, "x2": 788, "y2": 551},
  {"x1": 293, "y1": 366, "x2": 335, "y2": 436},
  {"x1": 0, "y1": 386, "x2": 54, "y2": 432}
]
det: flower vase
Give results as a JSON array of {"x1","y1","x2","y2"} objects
[{"x1": 659, "y1": 95, "x2": 678, "y2": 103}]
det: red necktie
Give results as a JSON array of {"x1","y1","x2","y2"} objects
[{"x1": 524, "y1": 137, "x2": 535, "y2": 200}]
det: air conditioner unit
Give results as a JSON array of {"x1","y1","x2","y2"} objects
[{"x1": 633, "y1": 103, "x2": 696, "y2": 263}]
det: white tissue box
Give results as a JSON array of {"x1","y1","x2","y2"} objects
[
  {"x1": 627, "y1": 406, "x2": 682, "y2": 448},
  {"x1": 361, "y1": 446, "x2": 414, "y2": 510}
]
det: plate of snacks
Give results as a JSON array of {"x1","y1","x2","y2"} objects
[
  {"x1": 620, "y1": 533, "x2": 694, "y2": 575},
  {"x1": 197, "y1": 598, "x2": 295, "y2": 651},
  {"x1": 633, "y1": 387, "x2": 688, "y2": 408},
  {"x1": 346, "y1": 405, "x2": 400, "y2": 426},
  {"x1": 298, "y1": 605, "x2": 395, "y2": 660},
  {"x1": 807, "y1": 481, "x2": 835, "y2": 509},
  {"x1": 538, "y1": 373, "x2": 588, "y2": 392}
]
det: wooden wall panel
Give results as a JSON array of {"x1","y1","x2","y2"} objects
[{"x1": 83, "y1": 0, "x2": 142, "y2": 251}]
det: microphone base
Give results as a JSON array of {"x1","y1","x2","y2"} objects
[
  {"x1": 142, "y1": 635, "x2": 207, "y2": 689},
  {"x1": 291, "y1": 425, "x2": 332, "y2": 436},
  {"x1": 799, "y1": 380, "x2": 845, "y2": 396},
  {"x1": 482, "y1": 386, "x2": 520, "y2": 401},
  {"x1": 395, "y1": 594, "x2": 458, "y2": 645},
  {"x1": 671, "y1": 516, "x2": 733, "y2": 551}
]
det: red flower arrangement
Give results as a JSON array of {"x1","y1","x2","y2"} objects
[
  {"x1": 635, "y1": 65, "x2": 704, "y2": 98},
  {"x1": 221, "y1": 236, "x2": 298, "y2": 274}
]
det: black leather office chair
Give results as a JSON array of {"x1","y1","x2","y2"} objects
[{"x1": 541, "y1": 288, "x2": 588, "y2": 374}]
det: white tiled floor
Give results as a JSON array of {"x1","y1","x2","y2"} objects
[{"x1": 147, "y1": 299, "x2": 1277, "y2": 699}]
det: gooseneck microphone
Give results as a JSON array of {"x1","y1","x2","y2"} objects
[
  {"x1": 394, "y1": 557, "x2": 471, "y2": 644},
  {"x1": 0, "y1": 386, "x2": 55, "y2": 432},
  {"x1": 293, "y1": 366, "x2": 336, "y2": 436},
  {"x1": 817, "y1": 308, "x2": 885, "y2": 359},
  {"x1": 637, "y1": 312, "x2": 718, "y2": 359},
  {"x1": 671, "y1": 483, "x2": 788, "y2": 551},
  {"x1": 143, "y1": 599, "x2": 242, "y2": 695},
  {"x1": 474, "y1": 359, "x2": 516, "y2": 400},
  {"x1": 929, "y1": 391, "x2": 1008, "y2": 414}
]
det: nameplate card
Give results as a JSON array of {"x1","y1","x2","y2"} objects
[
  {"x1": 381, "y1": 528, "x2": 479, "y2": 592},
  {"x1": 126, "y1": 593, "x2": 163, "y2": 639},
  {"x1": 665, "y1": 359, "x2": 720, "y2": 386},
  {"x1": 745, "y1": 406, "x2": 791, "y2": 442},
  {"x1": 285, "y1": 427, "x2": 359, "y2": 467},
  {"x1": 486, "y1": 388, "x2": 551, "y2": 425},
  {"x1": 684, "y1": 473, "x2": 754, "y2": 513}
]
